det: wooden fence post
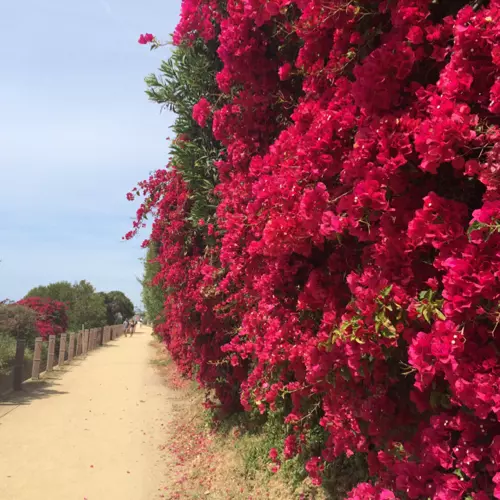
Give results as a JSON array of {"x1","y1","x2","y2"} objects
[
  {"x1": 68, "y1": 333, "x2": 75, "y2": 361},
  {"x1": 83, "y1": 330, "x2": 88, "y2": 356},
  {"x1": 76, "y1": 331, "x2": 83, "y2": 356},
  {"x1": 31, "y1": 337, "x2": 43, "y2": 379},
  {"x1": 91, "y1": 329, "x2": 95, "y2": 350},
  {"x1": 58, "y1": 333, "x2": 67, "y2": 367},
  {"x1": 13, "y1": 338, "x2": 25, "y2": 390},
  {"x1": 47, "y1": 335, "x2": 56, "y2": 372},
  {"x1": 81, "y1": 325, "x2": 85, "y2": 355}
]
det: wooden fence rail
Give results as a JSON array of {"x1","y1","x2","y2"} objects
[{"x1": 8, "y1": 324, "x2": 125, "y2": 391}]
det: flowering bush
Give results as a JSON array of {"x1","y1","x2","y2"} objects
[
  {"x1": 0, "y1": 303, "x2": 38, "y2": 349},
  {"x1": 17, "y1": 297, "x2": 68, "y2": 339},
  {"x1": 132, "y1": 0, "x2": 500, "y2": 497}
]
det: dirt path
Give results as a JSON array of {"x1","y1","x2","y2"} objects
[{"x1": 0, "y1": 326, "x2": 173, "y2": 500}]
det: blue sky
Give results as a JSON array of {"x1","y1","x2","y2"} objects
[{"x1": 0, "y1": 0, "x2": 181, "y2": 308}]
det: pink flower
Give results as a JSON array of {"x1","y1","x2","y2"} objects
[
  {"x1": 472, "y1": 201, "x2": 500, "y2": 224},
  {"x1": 138, "y1": 33, "x2": 154, "y2": 45},
  {"x1": 130, "y1": 2, "x2": 500, "y2": 495},
  {"x1": 278, "y1": 63, "x2": 292, "y2": 81},
  {"x1": 283, "y1": 434, "x2": 297, "y2": 459},
  {"x1": 407, "y1": 26, "x2": 424, "y2": 44},
  {"x1": 192, "y1": 98, "x2": 211, "y2": 128},
  {"x1": 493, "y1": 473, "x2": 500, "y2": 499}
]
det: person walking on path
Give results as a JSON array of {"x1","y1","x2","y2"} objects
[{"x1": 123, "y1": 318, "x2": 129, "y2": 337}]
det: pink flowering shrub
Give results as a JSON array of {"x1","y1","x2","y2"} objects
[
  {"x1": 17, "y1": 297, "x2": 68, "y2": 339},
  {"x1": 132, "y1": 0, "x2": 500, "y2": 496}
]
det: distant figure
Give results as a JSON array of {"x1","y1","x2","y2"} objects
[
  {"x1": 130, "y1": 319, "x2": 136, "y2": 336},
  {"x1": 123, "y1": 319, "x2": 129, "y2": 337}
]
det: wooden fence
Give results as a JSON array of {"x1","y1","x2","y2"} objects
[{"x1": 9, "y1": 324, "x2": 125, "y2": 392}]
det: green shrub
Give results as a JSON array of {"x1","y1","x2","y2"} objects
[
  {"x1": 0, "y1": 304, "x2": 38, "y2": 348},
  {"x1": 0, "y1": 334, "x2": 17, "y2": 374}
]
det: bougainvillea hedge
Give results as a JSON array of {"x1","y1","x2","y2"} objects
[
  {"x1": 130, "y1": 1, "x2": 500, "y2": 497},
  {"x1": 17, "y1": 297, "x2": 68, "y2": 340}
]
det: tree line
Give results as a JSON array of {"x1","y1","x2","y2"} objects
[{"x1": 25, "y1": 280, "x2": 136, "y2": 331}]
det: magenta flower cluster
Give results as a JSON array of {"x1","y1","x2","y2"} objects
[{"x1": 132, "y1": 1, "x2": 500, "y2": 497}]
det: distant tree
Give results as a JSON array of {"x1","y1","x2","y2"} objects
[
  {"x1": 70, "y1": 281, "x2": 106, "y2": 329},
  {"x1": 25, "y1": 280, "x2": 106, "y2": 330},
  {"x1": 99, "y1": 291, "x2": 135, "y2": 325},
  {"x1": 26, "y1": 281, "x2": 73, "y2": 304}
]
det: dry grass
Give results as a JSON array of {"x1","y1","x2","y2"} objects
[{"x1": 150, "y1": 342, "x2": 324, "y2": 500}]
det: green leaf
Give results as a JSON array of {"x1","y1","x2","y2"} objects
[
  {"x1": 423, "y1": 308, "x2": 430, "y2": 323},
  {"x1": 436, "y1": 309, "x2": 446, "y2": 321},
  {"x1": 430, "y1": 390, "x2": 441, "y2": 409}
]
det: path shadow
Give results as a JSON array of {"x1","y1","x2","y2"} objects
[{"x1": 0, "y1": 379, "x2": 69, "y2": 412}]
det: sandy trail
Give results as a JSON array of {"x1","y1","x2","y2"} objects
[{"x1": 0, "y1": 326, "x2": 173, "y2": 500}]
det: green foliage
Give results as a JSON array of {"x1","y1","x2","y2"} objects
[
  {"x1": 27, "y1": 281, "x2": 74, "y2": 304},
  {"x1": 0, "y1": 304, "x2": 37, "y2": 374},
  {"x1": 0, "y1": 334, "x2": 17, "y2": 375},
  {"x1": 322, "y1": 454, "x2": 370, "y2": 500},
  {"x1": 99, "y1": 290, "x2": 135, "y2": 325},
  {"x1": 468, "y1": 218, "x2": 500, "y2": 241},
  {"x1": 139, "y1": 39, "x2": 226, "y2": 331},
  {"x1": 416, "y1": 289, "x2": 446, "y2": 323},
  {"x1": 140, "y1": 242, "x2": 165, "y2": 325},
  {"x1": 145, "y1": 38, "x2": 223, "y2": 230},
  {"x1": 62, "y1": 281, "x2": 106, "y2": 329},
  {"x1": 0, "y1": 304, "x2": 38, "y2": 347},
  {"x1": 0, "y1": 304, "x2": 38, "y2": 339},
  {"x1": 208, "y1": 408, "x2": 368, "y2": 499},
  {"x1": 26, "y1": 280, "x2": 107, "y2": 330}
]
